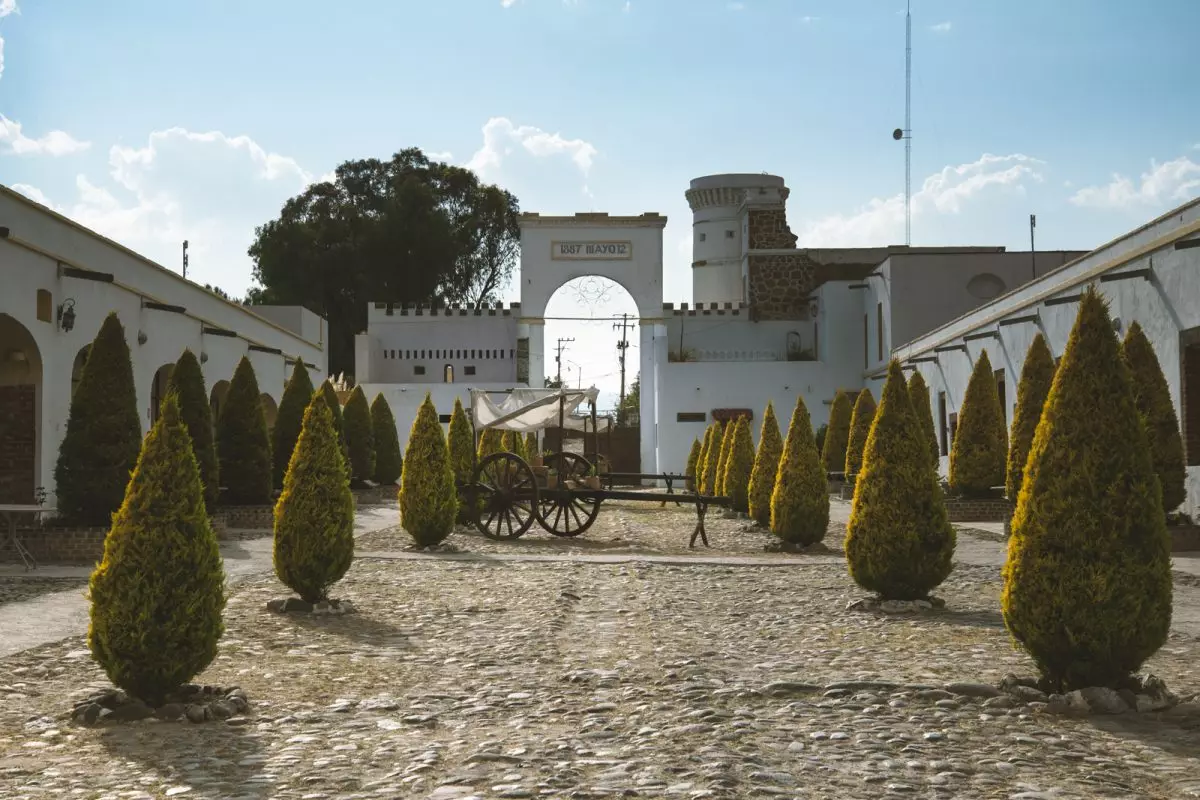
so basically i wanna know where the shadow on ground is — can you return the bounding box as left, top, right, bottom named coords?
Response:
left=1090, top=705, right=1200, bottom=763
left=281, top=606, right=416, bottom=651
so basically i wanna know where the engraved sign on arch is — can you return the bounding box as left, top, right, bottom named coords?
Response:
left=551, top=240, right=634, bottom=260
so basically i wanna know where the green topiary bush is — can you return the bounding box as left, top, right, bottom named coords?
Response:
left=714, top=420, right=737, bottom=496
left=814, top=424, right=828, bottom=456
left=696, top=423, right=716, bottom=492
left=949, top=349, right=1008, bottom=497
left=770, top=394, right=829, bottom=545
left=1006, top=334, right=1055, bottom=501
left=907, top=370, right=939, bottom=468
left=477, top=427, right=503, bottom=461
left=87, top=393, right=225, bottom=706
left=500, top=430, right=527, bottom=460
left=342, top=385, right=376, bottom=484
left=1122, top=321, right=1187, bottom=513
left=845, top=360, right=955, bottom=600
left=822, top=390, right=852, bottom=473
left=524, top=432, right=538, bottom=458
left=684, top=438, right=702, bottom=491
left=701, top=422, right=725, bottom=495
left=400, top=395, right=459, bottom=546
left=319, top=380, right=351, bottom=467
left=723, top=417, right=755, bottom=512
left=54, top=312, right=143, bottom=527
left=168, top=349, right=219, bottom=509
left=748, top=402, right=783, bottom=527
left=370, top=393, right=403, bottom=485
left=447, top=397, right=476, bottom=524
left=273, top=393, right=355, bottom=603
left=216, top=356, right=273, bottom=505
left=844, top=389, right=876, bottom=478
left=271, top=360, right=315, bottom=489
left=1002, top=288, right=1171, bottom=691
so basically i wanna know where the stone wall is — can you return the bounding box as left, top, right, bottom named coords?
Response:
left=944, top=497, right=1012, bottom=523
left=745, top=209, right=818, bottom=322
left=0, top=526, right=108, bottom=564
left=1170, top=525, right=1200, bottom=553
left=222, top=505, right=275, bottom=530
left=354, top=486, right=397, bottom=506
left=0, top=384, right=36, bottom=504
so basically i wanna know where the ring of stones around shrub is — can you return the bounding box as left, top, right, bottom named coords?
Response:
left=70, top=683, right=251, bottom=726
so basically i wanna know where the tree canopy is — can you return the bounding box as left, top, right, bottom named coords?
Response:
left=246, top=149, right=521, bottom=375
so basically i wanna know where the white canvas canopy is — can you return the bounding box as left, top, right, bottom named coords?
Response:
left=470, top=387, right=601, bottom=433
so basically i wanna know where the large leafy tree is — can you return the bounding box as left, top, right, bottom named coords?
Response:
left=246, top=149, right=521, bottom=375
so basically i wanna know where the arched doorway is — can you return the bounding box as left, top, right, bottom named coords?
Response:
left=209, top=380, right=230, bottom=422
left=260, top=393, right=278, bottom=433
left=150, top=363, right=174, bottom=424
left=443, top=364, right=454, bottom=383
left=0, top=314, right=43, bottom=504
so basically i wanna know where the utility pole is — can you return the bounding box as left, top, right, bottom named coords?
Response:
left=613, top=313, right=633, bottom=424
left=1029, top=214, right=1037, bottom=281
left=555, top=337, right=574, bottom=387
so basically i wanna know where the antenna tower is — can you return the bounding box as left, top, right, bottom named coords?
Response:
left=892, top=0, right=913, bottom=246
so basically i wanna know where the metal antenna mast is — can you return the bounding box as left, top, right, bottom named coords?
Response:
left=892, top=0, right=913, bottom=246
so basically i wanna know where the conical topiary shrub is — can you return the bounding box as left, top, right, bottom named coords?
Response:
left=524, top=432, right=538, bottom=459
left=87, top=393, right=225, bottom=706
left=844, top=389, right=876, bottom=478
left=845, top=360, right=955, bottom=600
left=701, top=422, right=726, bottom=495
left=54, top=312, right=143, bottom=527
left=748, top=402, right=783, bottom=527
left=447, top=397, right=476, bottom=524
left=477, top=427, right=503, bottom=461
left=770, top=394, right=829, bottom=546
left=1006, top=334, right=1055, bottom=501
left=342, top=385, right=375, bottom=484
left=319, top=380, right=351, bottom=467
left=400, top=395, right=458, bottom=547
left=168, top=349, right=219, bottom=509
left=949, top=349, right=1008, bottom=497
left=1122, top=321, right=1186, bottom=514
left=685, top=438, right=702, bottom=491
left=822, top=390, right=852, bottom=474
left=272, top=360, right=315, bottom=489
left=1002, top=289, right=1171, bottom=691
left=907, top=371, right=939, bottom=468
left=501, top=430, right=527, bottom=460
left=696, top=424, right=717, bottom=492
left=723, top=417, right=755, bottom=513
left=714, top=421, right=737, bottom=496
left=370, top=393, right=403, bottom=485
left=216, top=357, right=272, bottom=505
left=273, top=394, right=355, bottom=604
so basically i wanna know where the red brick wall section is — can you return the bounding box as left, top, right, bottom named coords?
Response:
left=222, top=505, right=276, bottom=530
left=0, top=526, right=108, bottom=565
left=943, top=498, right=1012, bottom=523
left=0, top=385, right=37, bottom=504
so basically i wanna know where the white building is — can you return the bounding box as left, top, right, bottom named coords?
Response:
left=0, top=185, right=328, bottom=509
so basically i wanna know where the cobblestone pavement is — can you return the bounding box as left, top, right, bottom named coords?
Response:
left=2, top=503, right=1200, bottom=798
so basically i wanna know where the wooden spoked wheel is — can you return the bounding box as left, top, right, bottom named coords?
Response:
left=535, top=485, right=602, bottom=538
left=472, top=452, right=538, bottom=540
left=545, top=452, right=594, bottom=485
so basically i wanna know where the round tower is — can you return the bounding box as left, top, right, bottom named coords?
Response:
left=685, top=173, right=788, bottom=305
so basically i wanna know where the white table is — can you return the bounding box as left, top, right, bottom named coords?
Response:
left=0, top=504, right=55, bottom=571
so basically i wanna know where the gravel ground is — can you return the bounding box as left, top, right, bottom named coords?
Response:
left=0, top=577, right=89, bottom=607
left=2, top=504, right=1200, bottom=799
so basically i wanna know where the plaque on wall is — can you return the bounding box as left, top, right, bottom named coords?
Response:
left=551, top=241, right=633, bottom=260
left=711, top=408, right=753, bottom=422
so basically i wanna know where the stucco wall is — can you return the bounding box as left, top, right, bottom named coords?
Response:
left=358, top=310, right=519, bottom=384
left=665, top=313, right=818, bottom=362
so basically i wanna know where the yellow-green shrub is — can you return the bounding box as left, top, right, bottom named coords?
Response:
left=271, top=360, right=315, bottom=489
left=447, top=397, right=476, bottom=524
left=845, top=360, right=955, bottom=599
left=770, top=394, right=829, bottom=545
left=319, top=380, right=351, bottom=467
left=822, top=390, right=852, bottom=473
left=1006, top=334, right=1055, bottom=501
left=524, top=432, right=538, bottom=458
left=168, top=349, right=219, bottom=509
left=400, top=395, right=458, bottom=546
left=88, top=394, right=225, bottom=706
left=370, top=393, right=403, bottom=484
left=685, top=438, right=702, bottom=490
left=342, top=385, right=375, bottom=484
left=1122, top=321, right=1186, bottom=513
left=701, top=422, right=726, bottom=495
left=949, top=349, right=1008, bottom=496
left=748, top=402, right=783, bottom=526
left=723, top=417, right=755, bottom=512
left=844, top=389, right=876, bottom=478
left=1002, top=289, right=1171, bottom=691
left=696, top=423, right=717, bottom=492
left=714, top=420, right=736, bottom=496
left=907, top=371, right=939, bottom=467
left=273, top=394, right=355, bottom=603
left=216, top=356, right=273, bottom=505
left=477, top=427, right=503, bottom=461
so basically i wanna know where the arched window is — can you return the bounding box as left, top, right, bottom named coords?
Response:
left=444, top=364, right=454, bottom=383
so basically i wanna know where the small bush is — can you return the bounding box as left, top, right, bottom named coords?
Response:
left=770, top=394, right=829, bottom=545
left=949, top=349, right=1008, bottom=496
left=1122, top=321, right=1186, bottom=513
left=342, top=385, right=376, bottom=484
left=844, top=389, right=876, bottom=478
left=1002, top=289, right=1171, bottom=691
left=273, top=394, right=355, bottom=603
left=271, top=360, right=315, bottom=489
left=400, top=395, right=458, bottom=546
left=87, top=394, right=225, bottom=706
left=168, top=349, right=219, bottom=509
left=748, top=402, right=783, bottom=526
left=685, top=438, right=702, bottom=491
left=701, top=422, right=725, bottom=495
left=821, top=390, right=852, bottom=473
left=500, top=430, right=527, bottom=460
left=524, top=432, right=538, bottom=458
left=723, top=417, right=755, bottom=512
left=696, top=423, right=717, bottom=492
left=845, top=360, right=955, bottom=600
left=447, top=398, right=476, bottom=525
left=370, top=393, right=403, bottom=484
left=714, top=421, right=737, bottom=496
left=54, top=312, right=143, bottom=527
left=216, top=356, right=273, bottom=505
left=477, top=427, right=503, bottom=461
left=1006, top=334, right=1055, bottom=501
left=319, top=381, right=351, bottom=467
left=907, top=370, right=939, bottom=468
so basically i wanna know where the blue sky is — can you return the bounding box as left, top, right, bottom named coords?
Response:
left=3, top=0, right=1200, bottom=405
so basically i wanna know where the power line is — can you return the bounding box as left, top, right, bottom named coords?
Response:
left=555, top=337, right=574, bottom=386
left=613, top=313, right=634, bottom=424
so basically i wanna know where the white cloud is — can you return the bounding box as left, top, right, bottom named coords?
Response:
left=0, top=114, right=90, bottom=156
left=931, top=21, right=951, bottom=32
left=466, top=116, right=597, bottom=200
left=501, top=0, right=518, bottom=6
left=800, top=15, right=819, bottom=23
left=0, top=0, right=16, bottom=82
left=1069, top=155, right=1200, bottom=210
left=10, top=182, right=50, bottom=207
left=795, top=153, right=1044, bottom=247
left=426, top=150, right=454, bottom=163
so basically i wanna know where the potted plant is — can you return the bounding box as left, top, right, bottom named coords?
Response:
left=546, top=468, right=559, bottom=490
left=584, top=465, right=602, bottom=490
left=530, top=450, right=544, bottom=468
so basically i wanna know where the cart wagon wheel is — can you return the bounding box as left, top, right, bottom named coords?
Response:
left=472, top=452, right=539, bottom=540
left=535, top=485, right=602, bottom=537
left=545, top=452, right=593, bottom=486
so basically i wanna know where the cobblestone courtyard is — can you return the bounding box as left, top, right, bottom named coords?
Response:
left=2, top=501, right=1200, bottom=799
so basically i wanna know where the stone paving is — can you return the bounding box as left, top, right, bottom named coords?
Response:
left=1, top=500, right=1199, bottom=799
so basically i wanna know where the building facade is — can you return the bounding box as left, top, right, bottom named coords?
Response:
left=0, top=185, right=328, bottom=509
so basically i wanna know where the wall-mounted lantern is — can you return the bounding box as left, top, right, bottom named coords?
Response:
left=56, top=299, right=76, bottom=332
left=137, top=330, right=148, bottom=346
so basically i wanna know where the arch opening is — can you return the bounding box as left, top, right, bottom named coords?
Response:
left=260, top=393, right=278, bottom=433
left=150, top=363, right=175, bottom=425
left=209, top=380, right=231, bottom=422
left=0, top=314, right=43, bottom=503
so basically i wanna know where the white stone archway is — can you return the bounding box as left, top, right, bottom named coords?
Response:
left=517, top=212, right=668, bottom=476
